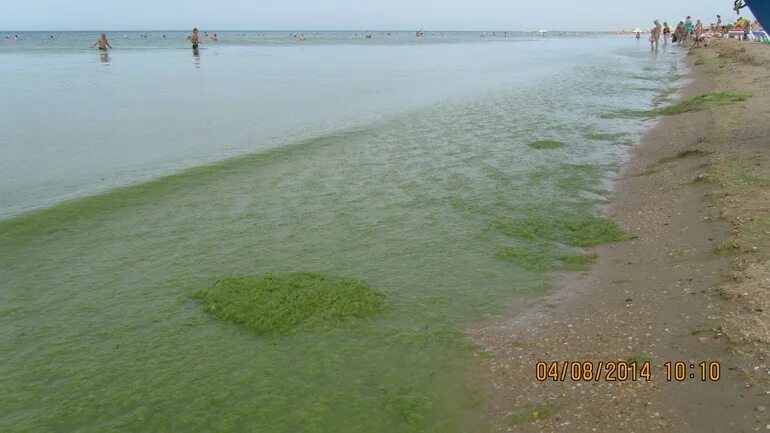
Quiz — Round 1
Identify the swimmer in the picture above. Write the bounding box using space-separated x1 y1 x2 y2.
90 33 112 50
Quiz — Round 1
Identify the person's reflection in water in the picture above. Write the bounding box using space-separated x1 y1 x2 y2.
100 50 111 64
193 47 200 68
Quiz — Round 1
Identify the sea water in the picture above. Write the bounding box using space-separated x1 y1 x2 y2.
0 32 686 432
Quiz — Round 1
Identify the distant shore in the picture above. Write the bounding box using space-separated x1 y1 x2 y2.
474 39 770 432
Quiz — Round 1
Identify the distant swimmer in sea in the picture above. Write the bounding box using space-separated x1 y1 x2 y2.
188 28 200 49
210 33 219 42
90 33 113 50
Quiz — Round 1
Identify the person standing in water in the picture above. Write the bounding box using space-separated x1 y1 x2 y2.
684 16 693 41
188 28 200 49
650 20 662 51
663 22 671 44
90 33 112 50
692 19 705 47
675 21 686 45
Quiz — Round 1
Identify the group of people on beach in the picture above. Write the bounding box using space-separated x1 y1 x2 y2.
643 13 761 51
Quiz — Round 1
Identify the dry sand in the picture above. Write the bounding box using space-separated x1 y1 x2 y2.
473 40 770 432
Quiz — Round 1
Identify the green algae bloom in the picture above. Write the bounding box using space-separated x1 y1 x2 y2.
656 92 749 115
493 214 625 248
528 140 566 150
192 273 385 334
495 244 597 271
601 92 749 119
492 210 624 271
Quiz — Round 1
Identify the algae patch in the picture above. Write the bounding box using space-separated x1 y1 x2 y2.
601 92 749 119
657 92 748 115
192 273 385 334
507 403 559 426
496 244 597 272
528 140 566 150
493 214 626 248
492 210 624 271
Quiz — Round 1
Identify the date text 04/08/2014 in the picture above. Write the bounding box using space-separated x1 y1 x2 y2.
535 361 721 382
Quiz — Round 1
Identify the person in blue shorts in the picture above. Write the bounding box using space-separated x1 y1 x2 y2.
685 16 693 41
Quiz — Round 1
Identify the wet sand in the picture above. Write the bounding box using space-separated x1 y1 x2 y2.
474 40 770 432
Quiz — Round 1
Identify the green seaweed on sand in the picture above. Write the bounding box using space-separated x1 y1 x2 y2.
507 403 559 426
495 243 597 271
714 238 740 255
191 273 385 334
627 355 653 364
601 92 749 119
656 92 749 115
528 140 566 149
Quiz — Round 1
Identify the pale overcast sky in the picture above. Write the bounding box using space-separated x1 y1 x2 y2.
0 0 755 31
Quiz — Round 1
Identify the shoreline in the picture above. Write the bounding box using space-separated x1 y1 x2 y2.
473 40 770 432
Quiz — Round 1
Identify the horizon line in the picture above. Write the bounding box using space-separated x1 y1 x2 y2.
1 28 626 33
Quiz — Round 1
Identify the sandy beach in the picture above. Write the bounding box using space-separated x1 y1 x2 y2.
474 39 770 432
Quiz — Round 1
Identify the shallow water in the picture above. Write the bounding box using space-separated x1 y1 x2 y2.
1 34 686 432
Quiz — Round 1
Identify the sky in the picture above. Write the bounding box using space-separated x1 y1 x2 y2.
0 0 755 31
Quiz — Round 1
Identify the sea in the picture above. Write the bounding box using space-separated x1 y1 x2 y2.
0 30 687 432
